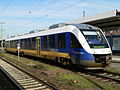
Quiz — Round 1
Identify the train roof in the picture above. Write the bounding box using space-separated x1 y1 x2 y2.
72 24 99 30
5 24 99 41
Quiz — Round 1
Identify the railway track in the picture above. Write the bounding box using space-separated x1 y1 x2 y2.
77 69 120 89
76 71 104 89
0 57 58 90
88 70 120 83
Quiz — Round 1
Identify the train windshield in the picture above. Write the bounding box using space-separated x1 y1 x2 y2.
82 29 109 48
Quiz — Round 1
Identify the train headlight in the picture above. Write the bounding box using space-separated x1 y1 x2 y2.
106 56 109 60
106 56 112 62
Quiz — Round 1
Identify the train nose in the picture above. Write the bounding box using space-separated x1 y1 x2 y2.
99 57 106 64
96 56 106 64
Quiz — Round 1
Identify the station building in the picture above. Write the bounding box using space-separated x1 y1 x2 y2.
67 10 120 52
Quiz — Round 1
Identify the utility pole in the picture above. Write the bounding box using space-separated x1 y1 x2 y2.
0 22 5 53
83 10 85 18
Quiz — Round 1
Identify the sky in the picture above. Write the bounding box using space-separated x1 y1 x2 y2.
0 0 120 38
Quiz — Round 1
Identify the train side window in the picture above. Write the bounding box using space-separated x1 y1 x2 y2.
10 41 12 47
15 40 19 48
27 38 31 49
70 33 82 48
11 41 14 48
58 33 65 48
5 41 9 47
31 37 36 50
10 41 11 47
25 38 36 50
23 39 26 49
24 39 27 49
20 39 24 49
43 36 47 48
49 35 55 48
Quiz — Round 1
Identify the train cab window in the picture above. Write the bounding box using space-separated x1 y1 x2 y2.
58 33 65 48
49 35 55 48
43 36 47 48
70 33 82 48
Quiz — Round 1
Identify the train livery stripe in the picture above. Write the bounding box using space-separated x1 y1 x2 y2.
5 48 70 59
40 51 70 58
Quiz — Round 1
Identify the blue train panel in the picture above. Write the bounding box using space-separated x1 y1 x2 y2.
69 49 94 61
40 32 95 62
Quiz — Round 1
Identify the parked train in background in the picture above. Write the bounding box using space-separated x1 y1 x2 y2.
4 23 112 69
106 31 120 53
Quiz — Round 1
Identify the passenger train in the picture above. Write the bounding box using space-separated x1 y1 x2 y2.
4 23 112 69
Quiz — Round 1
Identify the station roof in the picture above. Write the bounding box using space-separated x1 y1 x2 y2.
67 10 120 28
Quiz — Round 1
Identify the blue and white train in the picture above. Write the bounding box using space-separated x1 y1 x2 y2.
5 23 112 69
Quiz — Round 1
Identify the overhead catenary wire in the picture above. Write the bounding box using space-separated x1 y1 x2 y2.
10 0 45 24
25 0 86 26
30 0 56 12
0 0 13 17
11 0 57 24
2 0 57 37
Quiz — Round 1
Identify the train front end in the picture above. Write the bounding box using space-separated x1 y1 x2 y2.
70 24 112 69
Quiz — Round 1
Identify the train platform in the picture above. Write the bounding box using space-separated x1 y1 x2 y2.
112 55 120 63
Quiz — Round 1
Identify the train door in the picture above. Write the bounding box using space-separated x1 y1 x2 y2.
70 33 82 64
36 37 40 55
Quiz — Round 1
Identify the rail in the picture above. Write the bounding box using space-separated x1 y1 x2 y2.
0 56 59 90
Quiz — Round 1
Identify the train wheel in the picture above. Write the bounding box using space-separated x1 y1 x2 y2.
67 59 74 69
55 57 58 62
65 59 69 65
55 57 60 65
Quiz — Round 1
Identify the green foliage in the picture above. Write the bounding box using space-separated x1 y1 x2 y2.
56 73 95 88
33 65 46 70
